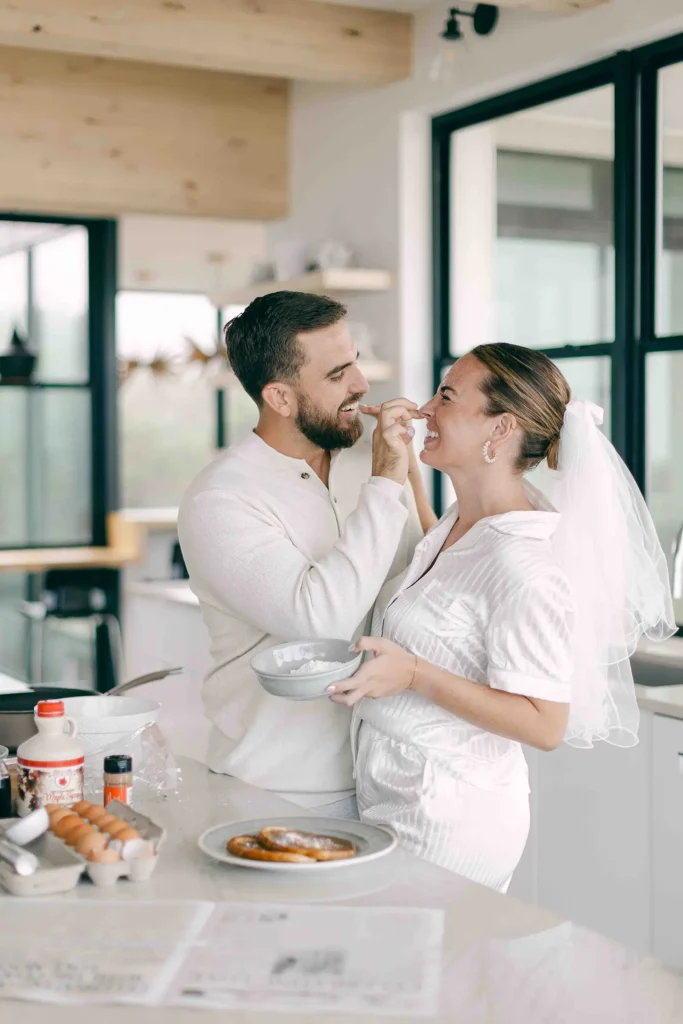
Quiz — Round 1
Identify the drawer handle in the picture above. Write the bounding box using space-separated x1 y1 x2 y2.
679 753 683 775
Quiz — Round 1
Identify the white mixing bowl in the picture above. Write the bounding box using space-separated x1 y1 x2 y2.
251 639 363 700
61 695 161 756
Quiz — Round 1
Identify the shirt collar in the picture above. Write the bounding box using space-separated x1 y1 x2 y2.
236 430 343 474
433 484 561 546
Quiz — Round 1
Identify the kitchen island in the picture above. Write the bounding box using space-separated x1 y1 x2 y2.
2 756 682 1023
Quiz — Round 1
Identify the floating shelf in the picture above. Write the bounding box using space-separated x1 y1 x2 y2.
0 513 142 573
214 267 393 306
211 359 395 390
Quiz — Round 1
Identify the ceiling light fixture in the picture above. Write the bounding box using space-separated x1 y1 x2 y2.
429 5 499 83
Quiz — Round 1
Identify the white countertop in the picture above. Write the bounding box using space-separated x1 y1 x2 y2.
636 683 683 719
126 579 199 607
2 757 682 1023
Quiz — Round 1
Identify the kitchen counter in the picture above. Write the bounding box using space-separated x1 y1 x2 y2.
636 683 683 719
126 579 199 607
2 756 682 1023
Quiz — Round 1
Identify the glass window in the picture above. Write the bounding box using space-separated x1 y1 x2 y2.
450 86 614 356
497 151 596 210
0 574 28 680
221 385 259 447
658 64 683 337
218 304 257 447
0 250 28 354
0 388 28 546
647 351 683 624
496 239 614 349
117 291 219 508
33 227 89 383
553 356 611 437
33 389 92 544
0 388 91 546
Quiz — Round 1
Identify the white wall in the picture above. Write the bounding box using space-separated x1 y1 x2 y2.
269 0 683 410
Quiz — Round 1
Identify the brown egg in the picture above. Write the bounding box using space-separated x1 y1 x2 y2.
76 830 109 857
96 814 118 830
45 803 61 814
88 846 120 863
83 805 108 824
115 826 141 843
52 814 82 839
48 807 72 825
65 823 93 847
72 801 92 816
104 820 129 839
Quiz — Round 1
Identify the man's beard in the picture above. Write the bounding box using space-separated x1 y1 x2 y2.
295 390 364 451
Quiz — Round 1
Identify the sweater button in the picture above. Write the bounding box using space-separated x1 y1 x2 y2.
301 472 310 480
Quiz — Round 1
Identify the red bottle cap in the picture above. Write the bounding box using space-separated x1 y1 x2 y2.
36 700 65 717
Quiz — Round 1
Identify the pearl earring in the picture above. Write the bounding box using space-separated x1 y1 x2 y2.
483 441 497 464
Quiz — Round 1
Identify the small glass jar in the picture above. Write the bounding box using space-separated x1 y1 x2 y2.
103 754 133 807
0 746 12 818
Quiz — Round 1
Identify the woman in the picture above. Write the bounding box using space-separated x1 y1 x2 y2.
330 343 675 892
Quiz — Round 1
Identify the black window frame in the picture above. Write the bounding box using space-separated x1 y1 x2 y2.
0 212 118 550
431 34 683 506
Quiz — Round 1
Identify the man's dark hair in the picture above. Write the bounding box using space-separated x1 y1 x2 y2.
224 291 347 406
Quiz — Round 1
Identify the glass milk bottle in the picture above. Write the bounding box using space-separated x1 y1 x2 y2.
16 700 84 816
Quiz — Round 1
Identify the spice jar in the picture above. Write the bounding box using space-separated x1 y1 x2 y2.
103 755 133 807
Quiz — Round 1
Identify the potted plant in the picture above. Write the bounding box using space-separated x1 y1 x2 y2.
0 328 37 385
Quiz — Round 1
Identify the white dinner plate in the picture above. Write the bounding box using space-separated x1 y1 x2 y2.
198 815 397 872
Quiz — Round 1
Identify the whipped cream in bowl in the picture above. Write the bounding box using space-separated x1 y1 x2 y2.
251 641 362 701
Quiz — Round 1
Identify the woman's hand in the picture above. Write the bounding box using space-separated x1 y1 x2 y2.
364 399 421 486
328 637 417 707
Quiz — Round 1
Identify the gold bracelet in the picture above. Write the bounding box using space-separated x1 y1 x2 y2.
409 654 419 690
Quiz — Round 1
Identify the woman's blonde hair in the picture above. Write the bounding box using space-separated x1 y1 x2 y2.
471 343 571 472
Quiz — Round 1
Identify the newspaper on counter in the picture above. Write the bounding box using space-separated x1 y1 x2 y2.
0 899 444 1018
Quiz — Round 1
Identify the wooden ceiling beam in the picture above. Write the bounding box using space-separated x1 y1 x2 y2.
0 0 412 85
0 45 289 220
493 0 610 10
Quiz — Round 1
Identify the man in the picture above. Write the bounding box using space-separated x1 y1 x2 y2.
178 291 421 811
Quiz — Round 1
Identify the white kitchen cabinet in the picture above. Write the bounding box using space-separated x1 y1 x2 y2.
513 713 652 955
652 713 683 969
122 582 212 763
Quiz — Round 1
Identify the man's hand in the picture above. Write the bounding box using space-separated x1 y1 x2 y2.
363 399 422 486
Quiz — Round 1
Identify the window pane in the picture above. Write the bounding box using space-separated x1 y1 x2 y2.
0 388 91 546
647 352 683 625
0 389 28 545
218 305 258 447
553 356 611 437
0 574 28 680
34 389 92 544
33 227 89 383
0 250 28 354
449 86 614 354
658 65 683 337
222 384 258 446
497 239 614 348
117 292 219 508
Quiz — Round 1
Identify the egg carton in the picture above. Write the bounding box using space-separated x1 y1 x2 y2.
0 802 166 895
80 800 166 888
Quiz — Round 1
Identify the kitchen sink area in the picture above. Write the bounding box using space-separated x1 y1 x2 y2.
631 635 683 687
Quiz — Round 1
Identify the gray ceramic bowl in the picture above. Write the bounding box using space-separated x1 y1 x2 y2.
251 639 363 701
